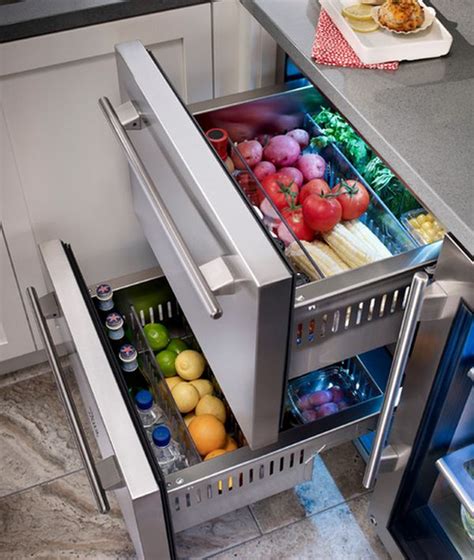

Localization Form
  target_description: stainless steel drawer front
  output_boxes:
[37,240,173,560]
[110,41,293,450]
[290,246,440,377]
[167,412,377,532]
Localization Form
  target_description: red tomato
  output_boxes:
[261,172,299,211]
[335,180,370,220]
[281,207,314,241]
[299,179,331,204]
[302,195,342,232]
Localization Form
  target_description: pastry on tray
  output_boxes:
[378,0,425,32]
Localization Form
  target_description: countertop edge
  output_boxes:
[0,0,209,44]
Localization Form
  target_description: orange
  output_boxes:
[224,436,238,451]
[204,449,227,461]
[188,414,227,456]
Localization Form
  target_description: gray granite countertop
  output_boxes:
[243,0,474,253]
[0,0,208,43]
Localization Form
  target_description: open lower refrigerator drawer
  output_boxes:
[101,40,441,450]
[33,240,390,557]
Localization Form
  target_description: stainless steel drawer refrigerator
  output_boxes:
[27,41,471,560]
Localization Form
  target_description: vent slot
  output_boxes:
[299,449,305,464]
[390,290,399,313]
[402,285,410,309]
[296,323,303,345]
[344,306,352,329]
[290,453,295,468]
[269,460,274,475]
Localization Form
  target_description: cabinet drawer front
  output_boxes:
[38,240,173,560]
[109,41,293,449]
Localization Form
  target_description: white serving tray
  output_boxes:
[319,0,453,64]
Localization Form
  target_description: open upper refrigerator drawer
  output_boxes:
[101,40,440,450]
[31,240,389,558]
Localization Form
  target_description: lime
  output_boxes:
[345,17,379,32]
[144,323,170,351]
[156,350,177,377]
[342,3,374,21]
[167,338,188,355]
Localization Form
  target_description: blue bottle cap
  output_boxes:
[95,283,113,302]
[119,344,138,363]
[135,389,153,411]
[105,312,124,331]
[152,425,171,447]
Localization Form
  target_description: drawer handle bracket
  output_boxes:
[116,100,143,130]
[96,455,125,492]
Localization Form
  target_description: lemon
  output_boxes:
[184,412,195,427]
[175,350,206,381]
[345,17,379,32]
[195,395,226,424]
[190,379,214,399]
[172,382,200,413]
[165,376,182,391]
[342,3,374,21]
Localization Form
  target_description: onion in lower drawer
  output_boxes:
[286,358,382,425]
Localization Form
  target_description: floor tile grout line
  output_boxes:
[0,466,85,502]
[204,491,373,559]
[248,505,264,536]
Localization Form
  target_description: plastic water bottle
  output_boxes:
[134,390,163,433]
[151,425,183,475]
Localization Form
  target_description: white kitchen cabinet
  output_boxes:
[212,0,278,97]
[0,226,35,363]
[0,4,213,291]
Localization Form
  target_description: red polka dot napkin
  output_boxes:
[312,9,399,70]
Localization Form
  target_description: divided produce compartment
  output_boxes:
[97,276,245,471]
[193,84,440,377]
[210,111,418,285]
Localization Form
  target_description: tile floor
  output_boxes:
[0,361,390,559]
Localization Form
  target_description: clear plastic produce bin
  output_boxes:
[286,357,383,425]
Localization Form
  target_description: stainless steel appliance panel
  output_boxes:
[34,240,172,560]
[110,40,293,450]
[369,235,474,559]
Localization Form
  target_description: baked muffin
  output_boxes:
[378,0,425,32]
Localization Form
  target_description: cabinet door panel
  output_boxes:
[0,5,212,287]
[0,228,35,362]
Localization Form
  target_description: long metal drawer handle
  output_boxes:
[98,96,222,320]
[363,271,429,489]
[27,286,110,514]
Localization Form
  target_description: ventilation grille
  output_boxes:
[295,284,410,348]
[171,446,308,517]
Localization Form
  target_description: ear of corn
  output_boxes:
[286,240,349,279]
[345,220,392,259]
[322,223,376,268]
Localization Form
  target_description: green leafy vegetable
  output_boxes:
[311,108,420,217]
